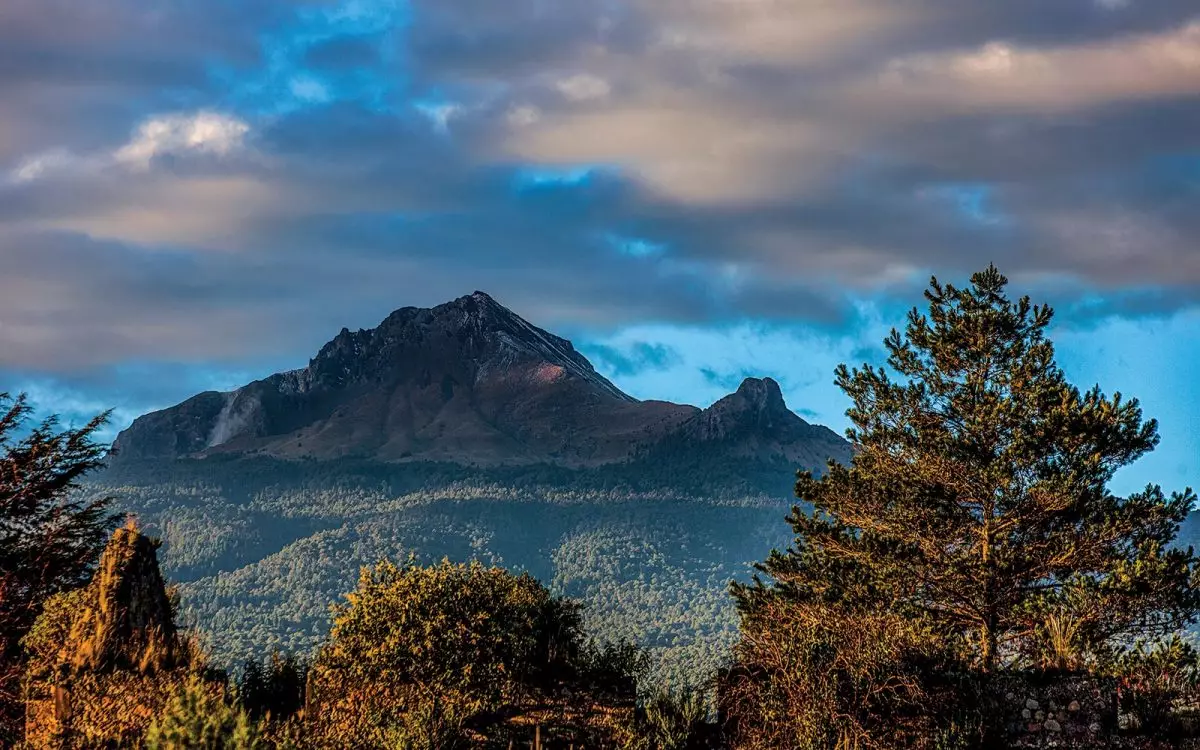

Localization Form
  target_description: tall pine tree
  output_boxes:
[0,393,114,741]
[737,266,1200,672]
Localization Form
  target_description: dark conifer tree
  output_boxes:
[736,266,1200,672]
[0,393,114,739]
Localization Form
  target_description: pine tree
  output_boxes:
[0,393,114,740]
[736,266,1200,672]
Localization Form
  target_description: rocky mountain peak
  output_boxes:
[110,293,848,467]
[684,376,797,443]
[734,377,786,412]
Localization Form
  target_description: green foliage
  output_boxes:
[737,266,1199,668]
[728,266,1200,747]
[306,559,643,746]
[314,559,583,710]
[145,675,266,750]
[721,599,982,749]
[379,697,471,750]
[19,588,88,680]
[87,456,790,692]
[0,393,115,741]
[1109,636,1200,737]
[19,524,208,747]
[629,690,710,750]
[578,639,651,699]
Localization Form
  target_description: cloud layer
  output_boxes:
[0,0,1196,385]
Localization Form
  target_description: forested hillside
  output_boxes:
[86,453,805,687]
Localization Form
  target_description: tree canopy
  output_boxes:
[722,266,1200,750]
[307,558,645,747]
[0,393,114,741]
[737,266,1200,673]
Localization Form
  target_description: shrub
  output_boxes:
[630,689,709,750]
[306,559,642,747]
[720,599,984,750]
[238,652,308,722]
[145,675,265,750]
[1110,636,1200,738]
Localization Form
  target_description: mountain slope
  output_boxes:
[102,292,853,687]
[112,291,849,470]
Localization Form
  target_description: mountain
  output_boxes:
[97,291,852,690]
[112,291,849,470]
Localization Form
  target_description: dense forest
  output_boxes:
[6,266,1200,748]
[78,453,805,691]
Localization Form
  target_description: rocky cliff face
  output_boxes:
[112,292,849,469]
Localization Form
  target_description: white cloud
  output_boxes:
[415,101,465,132]
[879,20,1200,111]
[9,148,77,183]
[2,111,269,249]
[556,74,611,101]
[7,111,252,184]
[114,111,250,170]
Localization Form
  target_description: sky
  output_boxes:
[0,0,1197,496]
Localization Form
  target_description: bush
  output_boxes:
[306,559,642,746]
[629,690,710,750]
[238,652,308,722]
[145,675,265,750]
[1110,636,1200,738]
[719,599,984,749]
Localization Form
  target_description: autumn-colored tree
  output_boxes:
[145,675,266,750]
[21,523,205,748]
[0,393,114,741]
[720,597,979,749]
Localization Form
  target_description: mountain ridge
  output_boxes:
[112,292,850,470]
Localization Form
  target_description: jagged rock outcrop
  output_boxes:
[112,292,852,470]
[22,523,198,748]
[638,377,851,469]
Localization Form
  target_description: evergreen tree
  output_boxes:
[238,651,308,722]
[736,266,1200,673]
[0,393,114,740]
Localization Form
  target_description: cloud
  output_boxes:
[580,342,682,377]
[114,112,251,170]
[879,21,1200,112]
[0,0,1198,381]
[555,74,612,101]
[9,111,251,183]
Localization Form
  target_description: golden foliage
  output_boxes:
[720,599,977,750]
[19,524,210,749]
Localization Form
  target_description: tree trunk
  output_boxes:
[981,502,997,673]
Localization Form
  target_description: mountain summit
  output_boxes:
[112,293,849,468]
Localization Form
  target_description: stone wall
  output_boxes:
[997,675,1117,748]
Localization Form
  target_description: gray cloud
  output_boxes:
[0,0,1197,381]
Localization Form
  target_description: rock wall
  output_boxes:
[997,675,1117,748]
